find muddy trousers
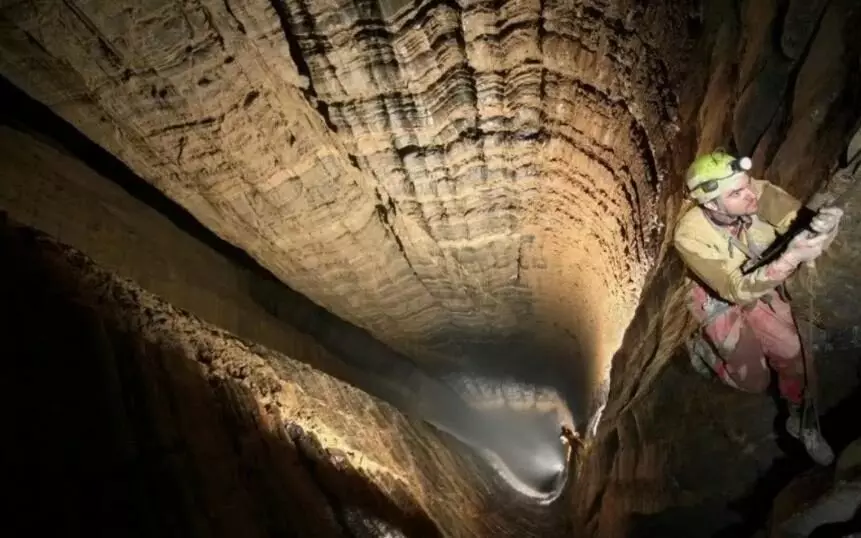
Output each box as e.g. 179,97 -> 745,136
690,287 -> 807,404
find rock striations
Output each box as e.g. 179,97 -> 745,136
0,0 -> 695,410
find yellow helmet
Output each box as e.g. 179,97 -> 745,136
686,151 -> 752,204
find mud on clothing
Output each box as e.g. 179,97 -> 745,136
686,285 -> 805,403
674,178 -> 807,404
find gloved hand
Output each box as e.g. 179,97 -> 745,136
783,230 -> 830,265
810,206 -> 843,249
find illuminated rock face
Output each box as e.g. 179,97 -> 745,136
1,0 -> 860,536
0,0 -> 694,413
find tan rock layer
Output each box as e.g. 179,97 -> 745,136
0,0 -> 695,400
0,116 -> 573,505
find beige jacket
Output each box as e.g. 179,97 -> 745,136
674,178 -> 802,305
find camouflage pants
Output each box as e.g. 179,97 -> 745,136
686,285 -> 806,404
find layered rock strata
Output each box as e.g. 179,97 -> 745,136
0,0 -> 696,418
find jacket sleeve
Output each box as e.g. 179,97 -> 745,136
674,231 -> 784,305
752,178 -> 802,234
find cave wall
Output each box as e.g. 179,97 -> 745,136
0,217 -> 576,538
0,85 -> 581,503
0,0 -> 702,404
0,87 -> 577,533
574,1 -> 861,536
0,112 -> 452,426
0,123 -> 341,378
1,0 -> 859,535
1,218 -> 432,538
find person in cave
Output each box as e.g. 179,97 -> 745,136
673,150 -> 843,466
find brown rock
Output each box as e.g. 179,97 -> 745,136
1,0 -> 860,536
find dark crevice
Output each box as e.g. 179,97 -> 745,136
269,0 -> 340,132
395,143 -> 423,160
397,0 -> 463,34
146,116 -> 219,136
23,30 -> 50,55
243,90 -> 260,108
740,1 -> 831,155
222,0 -> 248,34
195,6 -> 227,51
374,192 -> 409,260
514,241 -> 524,284
771,0 -> 793,60
176,135 -> 187,164
61,0 -> 124,68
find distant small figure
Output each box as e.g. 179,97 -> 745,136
560,424 -> 584,454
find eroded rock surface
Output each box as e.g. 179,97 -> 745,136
0,217 -> 575,538
1,0 -> 860,536
0,97 -> 573,504
0,0 -> 699,415
575,1 -> 861,536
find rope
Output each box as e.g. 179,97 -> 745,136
804,265 -> 823,433
791,262 -> 823,437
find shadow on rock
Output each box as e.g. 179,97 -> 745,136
624,385 -> 860,538
712,386 -> 861,537
0,219 -> 441,538
807,504 -> 861,537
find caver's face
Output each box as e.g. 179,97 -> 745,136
707,173 -> 758,217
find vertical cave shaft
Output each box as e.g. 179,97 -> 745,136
0,0 -> 690,415
2,0 -> 859,536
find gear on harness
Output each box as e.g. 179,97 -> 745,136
787,395 -> 834,466
685,334 -> 729,382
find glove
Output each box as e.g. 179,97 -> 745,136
810,206 -> 842,234
783,230 -> 830,265
810,206 -> 842,249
